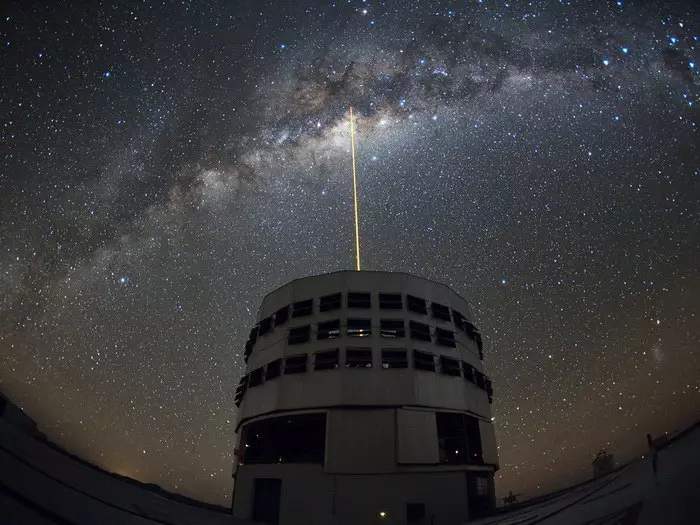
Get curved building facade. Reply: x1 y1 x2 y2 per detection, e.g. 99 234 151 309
232 271 498 525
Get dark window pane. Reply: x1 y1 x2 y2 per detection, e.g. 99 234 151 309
409 321 431 341
288 325 310 345
465 415 484 464
234 374 248 407
347 292 371 308
452 309 466 330
249 367 264 387
320 292 342 312
347 318 372 337
258 316 272 336
436 412 467 464
474 371 487 390
435 327 456 347
463 321 477 339
248 327 259 345
431 302 451 321
314 349 339 370
317 319 340 340
462 361 476 383
407 503 426 523
243 413 326 464
379 293 402 310
475 333 484 360
382 348 408 369
413 350 435 372
275 306 289 326
266 359 282 381
244 340 254 362
284 355 307 374
380 319 405 338
407 295 427 315
292 299 313 317
440 356 461 376
346 347 372 368
484 378 494 403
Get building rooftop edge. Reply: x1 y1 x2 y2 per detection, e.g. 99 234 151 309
260 270 474 308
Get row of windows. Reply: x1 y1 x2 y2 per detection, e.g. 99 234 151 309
239 411 486 467
234 348 493 407
244 292 483 360
285 319 458 346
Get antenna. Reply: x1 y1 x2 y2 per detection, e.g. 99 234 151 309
350 107 361 271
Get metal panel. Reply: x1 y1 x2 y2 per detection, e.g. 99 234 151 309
478 419 499 468
397 409 439 464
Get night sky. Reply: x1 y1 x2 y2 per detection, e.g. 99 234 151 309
1 0 698 507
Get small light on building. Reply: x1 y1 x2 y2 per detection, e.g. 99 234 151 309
379 511 387 519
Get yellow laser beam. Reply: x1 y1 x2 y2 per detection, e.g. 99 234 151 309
350 107 361 271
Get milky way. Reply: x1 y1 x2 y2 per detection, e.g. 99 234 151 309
1 0 698 505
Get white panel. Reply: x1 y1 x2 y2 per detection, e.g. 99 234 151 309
325 410 396 473
397 409 439 464
479 419 499 468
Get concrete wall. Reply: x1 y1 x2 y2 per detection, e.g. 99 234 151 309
233 463 471 525
240 364 491 425
238 270 493 428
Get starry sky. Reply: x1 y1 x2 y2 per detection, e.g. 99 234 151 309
1 0 699 507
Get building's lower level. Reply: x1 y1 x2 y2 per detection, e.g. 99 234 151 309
232 406 497 525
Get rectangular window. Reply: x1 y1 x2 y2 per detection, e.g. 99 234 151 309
463 321 477 339
347 318 372 337
413 350 435 372
347 292 371 309
409 321 431 342
317 319 340 340
380 319 405 338
382 348 408 369
314 349 339 370
474 370 487 390
248 327 259 346
265 359 282 381
440 356 461 376
249 367 264 387
258 316 272 336
243 413 326 464
407 295 427 315
234 374 248 407
288 325 310 345
284 354 307 374
465 415 484 464
452 309 466 330
436 414 484 465
436 412 467 464
320 292 341 312
475 333 484 360
379 293 402 310
244 340 254 362
346 347 373 368
484 378 494 403
275 305 289 326
475 475 489 497
292 299 313 317
462 361 476 383
435 327 456 347
431 302 451 321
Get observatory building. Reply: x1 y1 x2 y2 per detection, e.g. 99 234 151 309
231 271 498 525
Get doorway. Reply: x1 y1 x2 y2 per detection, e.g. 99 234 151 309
252 478 282 523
